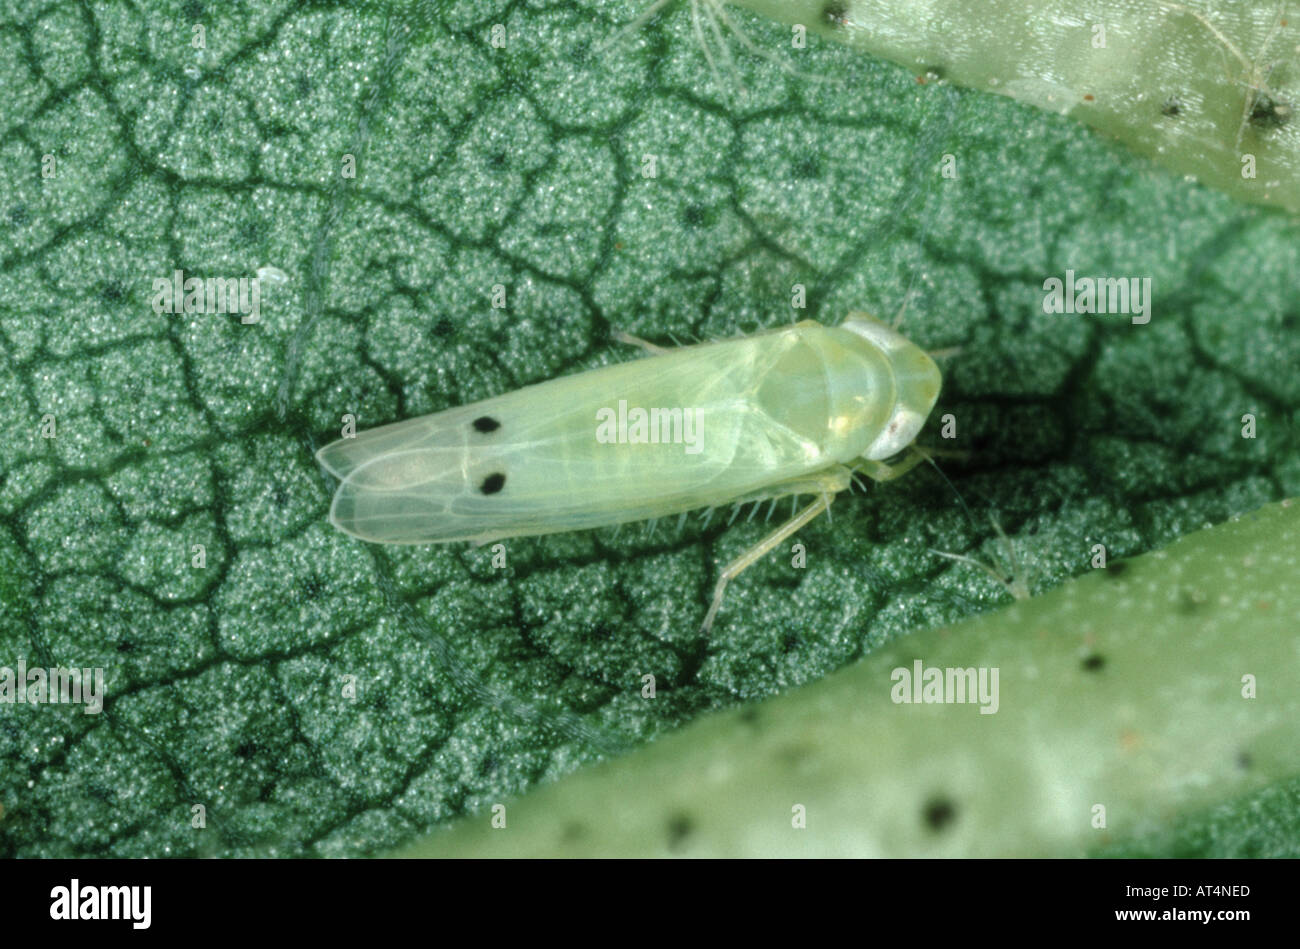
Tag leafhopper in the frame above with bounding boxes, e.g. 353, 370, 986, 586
317, 314, 941, 631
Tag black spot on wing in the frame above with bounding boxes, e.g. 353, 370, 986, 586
480, 472, 506, 495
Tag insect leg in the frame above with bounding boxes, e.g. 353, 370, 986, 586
611, 329, 672, 356
701, 467, 850, 634
853, 445, 931, 483
929, 514, 1033, 602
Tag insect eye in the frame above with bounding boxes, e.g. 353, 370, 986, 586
480, 472, 506, 495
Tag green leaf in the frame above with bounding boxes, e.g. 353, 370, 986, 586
744, 0, 1300, 214
397, 501, 1300, 857
0, 0, 1296, 857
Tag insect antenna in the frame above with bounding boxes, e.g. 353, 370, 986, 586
591, 0, 675, 57
598, 1, 827, 101
690, 0, 733, 93
917, 447, 977, 530
706, 0, 827, 85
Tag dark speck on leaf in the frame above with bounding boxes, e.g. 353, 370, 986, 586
235, 741, 256, 759
923, 796, 956, 832
480, 472, 506, 494
1104, 560, 1127, 578
473, 416, 501, 433
117, 640, 134, 653
792, 155, 821, 179
272, 486, 290, 507
1160, 96, 1182, 117
300, 574, 324, 600
1236, 751, 1252, 771
680, 203, 708, 228
823, 1, 849, 27
1177, 588, 1208, 614
1081, 653, 1106, 672
666, 813, 693, 850
1249, 93, 1290, 129
433, 317, 455, 338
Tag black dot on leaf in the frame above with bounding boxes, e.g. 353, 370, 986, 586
235, 741, 256, 759
680, 203, 707, 228
433, 318, 454, 338
473, 416, 500, 433
1249, 93, 1291, 129
1160, 96, 1182, 117
1177, 588, 1208, 615
923, 796, 957, 832
792, 155, 821, 179
1104, 560, 1128, 578
823, 1, 849, 27
480, 472, 506, 494
300, 573, 324, 600
666, 813, 693, 851
1081, 653, 1106, 672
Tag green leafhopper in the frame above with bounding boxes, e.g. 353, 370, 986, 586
318, 314, 941, 631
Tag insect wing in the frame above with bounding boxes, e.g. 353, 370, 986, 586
320, 336, 824, 544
